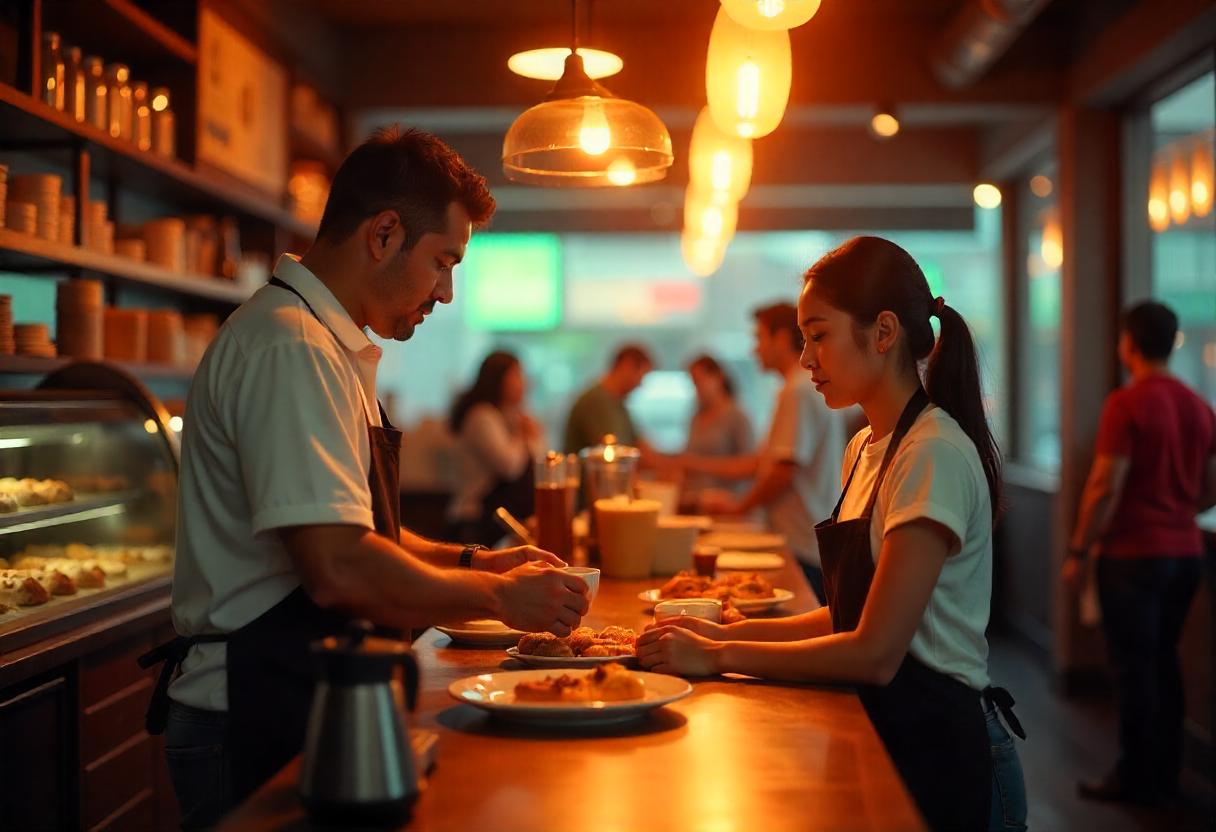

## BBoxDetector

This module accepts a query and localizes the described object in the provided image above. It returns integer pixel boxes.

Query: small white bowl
[654,598,723,623]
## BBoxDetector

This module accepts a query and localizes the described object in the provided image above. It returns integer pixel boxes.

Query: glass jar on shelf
[41,31,65,110]
[150,86,175,158]
[104,63,132,141]
[63,46,86,122]
[83,57,107,131]
[132,82,151,152]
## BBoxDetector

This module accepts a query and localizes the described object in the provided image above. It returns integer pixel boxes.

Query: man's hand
[474,545,565,572]
[494,562,589,636]
[698,490,741,516]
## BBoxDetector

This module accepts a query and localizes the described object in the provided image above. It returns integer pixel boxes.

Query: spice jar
[104,63,132,141]
[63,47,86,122]
[132,82,151,151]
[83,57,107,131]
[41,31,65,110]
[150,86,175,158]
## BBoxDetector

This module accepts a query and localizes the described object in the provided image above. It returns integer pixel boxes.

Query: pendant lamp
[681,229,727,277]
[1190,136,1213,217]
[1147,156,1170,232]
[1168,150,1191,225]
[689,106,753,202]
[720,0,822,31]
[705,7,792,139]
[502,2,673,187]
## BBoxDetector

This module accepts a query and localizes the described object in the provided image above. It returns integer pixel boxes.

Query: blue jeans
[164,701,233,831]
[987,702,1027,831]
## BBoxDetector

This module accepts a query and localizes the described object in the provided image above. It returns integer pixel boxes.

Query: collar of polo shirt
[272,254,381,358]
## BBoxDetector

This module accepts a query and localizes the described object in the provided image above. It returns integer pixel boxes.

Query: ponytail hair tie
[932,296,945,317]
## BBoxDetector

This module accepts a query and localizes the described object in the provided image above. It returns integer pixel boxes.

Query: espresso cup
[561,566,601,603]
[654,598,723,624]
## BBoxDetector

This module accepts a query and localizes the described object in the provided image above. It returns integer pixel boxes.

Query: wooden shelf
[290,127,343,171]
[0,356,194,380]
[0,83,317,240]
[0,227,253,304]
[42,0,198,66]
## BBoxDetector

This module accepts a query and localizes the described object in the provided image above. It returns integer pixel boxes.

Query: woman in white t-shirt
[637,236,1026,831]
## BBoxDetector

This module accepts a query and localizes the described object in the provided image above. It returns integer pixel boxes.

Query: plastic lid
[579,434,641,462]
[311,620,413,686]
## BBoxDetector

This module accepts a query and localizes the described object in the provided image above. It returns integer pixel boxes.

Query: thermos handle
[400,651,420,712]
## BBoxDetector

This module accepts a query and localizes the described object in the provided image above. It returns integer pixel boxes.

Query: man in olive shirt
[563,344,653,452]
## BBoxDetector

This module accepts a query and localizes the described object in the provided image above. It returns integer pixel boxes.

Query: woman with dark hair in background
[446,351,543,546]
[682,354,753,505]
[638,236,1027,831]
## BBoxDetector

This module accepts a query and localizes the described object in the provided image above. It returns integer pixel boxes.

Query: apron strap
[139,633,229,734]
[859,388,931,518]
[829,446,867,522]
[983,686,1027,740]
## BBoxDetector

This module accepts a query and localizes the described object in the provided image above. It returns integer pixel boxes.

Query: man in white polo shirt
[143,127,589,828]
[676,302,847,601]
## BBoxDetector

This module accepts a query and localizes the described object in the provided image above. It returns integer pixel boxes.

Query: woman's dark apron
[814,388,1001,831]
[141,276,403,804]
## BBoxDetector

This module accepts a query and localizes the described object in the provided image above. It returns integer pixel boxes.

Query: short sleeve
[768,383,828,466]
[1095,392,1133,457]
[878,438,975,556]
[228,339,373,535]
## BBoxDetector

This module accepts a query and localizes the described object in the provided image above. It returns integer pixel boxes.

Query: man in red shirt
[1066,301,1216,805]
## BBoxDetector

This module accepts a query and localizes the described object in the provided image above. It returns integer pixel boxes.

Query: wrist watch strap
[459,544,485,569]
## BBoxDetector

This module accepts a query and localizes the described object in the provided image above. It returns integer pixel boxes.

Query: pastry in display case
[0,363,179,641]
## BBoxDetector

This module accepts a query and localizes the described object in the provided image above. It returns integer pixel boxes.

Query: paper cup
[561,566,600,603]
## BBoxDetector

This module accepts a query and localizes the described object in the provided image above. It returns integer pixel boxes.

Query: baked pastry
[597,625,637,646]
[0,571,51,606]
[513,663,644,703]
[566,627,599,655]
[515,626,637,658]
[581,643,634,657]
[659,570,775,601]
[516,632,575,657]
[0,494,18,513]
[12,557,106,589]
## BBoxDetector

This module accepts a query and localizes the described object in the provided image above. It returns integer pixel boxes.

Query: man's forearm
[682,453,760,480]
[737,463,796,513]
[400,526,465,568]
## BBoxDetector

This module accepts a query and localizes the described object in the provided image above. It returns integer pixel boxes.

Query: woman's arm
[638,520,950,682]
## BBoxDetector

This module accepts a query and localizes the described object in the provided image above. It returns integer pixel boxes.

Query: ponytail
[926,304,1002,522]
[804,236,1002,522]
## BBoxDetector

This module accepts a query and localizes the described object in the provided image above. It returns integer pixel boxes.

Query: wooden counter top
[220,556,926,831]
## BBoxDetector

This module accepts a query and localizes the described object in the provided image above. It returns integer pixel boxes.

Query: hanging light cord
[571,0,580,50]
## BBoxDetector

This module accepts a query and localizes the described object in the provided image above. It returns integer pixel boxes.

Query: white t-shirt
[760,366,847,566]
[447,404,543,522]
[837,406,992,690]
[170,255,384,711]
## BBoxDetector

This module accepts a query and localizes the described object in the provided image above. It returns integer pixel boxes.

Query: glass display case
[0,364,179,644]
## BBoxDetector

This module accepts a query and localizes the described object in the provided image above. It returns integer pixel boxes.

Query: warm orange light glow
[689,106,753,202]
[684,186,739,242]
[869,111,899,139]
[1191,137,1213,217]
[681,230,727,277]
[578,101,611,156]
[508,47,623,81]
[1148,156,1170,232]
[973,183,1002,209]
[706,8,791,139]
[1040,209,1063,270]
[1029,175,1053,198]
[1168,151,1190,225]
[606,158,637,186]
[720,0,821,30]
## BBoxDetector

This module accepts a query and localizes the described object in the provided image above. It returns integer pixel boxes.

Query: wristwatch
[459,544,485,569]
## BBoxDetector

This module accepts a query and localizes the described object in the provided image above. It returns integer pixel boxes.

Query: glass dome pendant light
[502,0,673,187]
[719,0,822,31]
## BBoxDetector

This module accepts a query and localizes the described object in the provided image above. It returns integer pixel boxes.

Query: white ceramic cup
[561,566,601,603]
[654,598,723,624]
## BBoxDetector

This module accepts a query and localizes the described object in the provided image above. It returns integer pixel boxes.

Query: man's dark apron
[814,388,1020,831]
[141,276,403,804]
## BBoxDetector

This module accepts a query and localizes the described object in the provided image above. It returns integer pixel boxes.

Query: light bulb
[869,112,899,139]
[736,59,761,122]
[682,231,726,277]
[758,0,786,17]
[720,0,821,30]
[606,158,637,186]
[1191,138,1213,217]
[169,416,184,432]
[1168,152,1190,224]
[1029,175,1053,198]
[578,102,611,156]
[1148,156,1170,232]
[973,183,1002,209]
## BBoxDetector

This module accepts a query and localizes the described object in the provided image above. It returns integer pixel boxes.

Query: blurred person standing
[1067,300,1216,806]
[681,354,753,505]
[563,343,654,453]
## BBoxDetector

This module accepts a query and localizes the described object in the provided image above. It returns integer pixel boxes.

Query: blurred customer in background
[563,343,654,453]
[447,351,544,546]
[681,353,753,507]
[1067,300,1216,806]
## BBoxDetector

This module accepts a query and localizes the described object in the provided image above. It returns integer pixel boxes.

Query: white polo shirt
[169,255,383,711]
[759,365,847,566]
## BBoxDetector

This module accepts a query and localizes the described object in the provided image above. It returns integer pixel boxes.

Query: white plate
[699,531,787,551]
[448,668,691,725]
[716,551,785,571]
[435,621,526,647]
[638,587,796,613]
[505,646,637,668]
